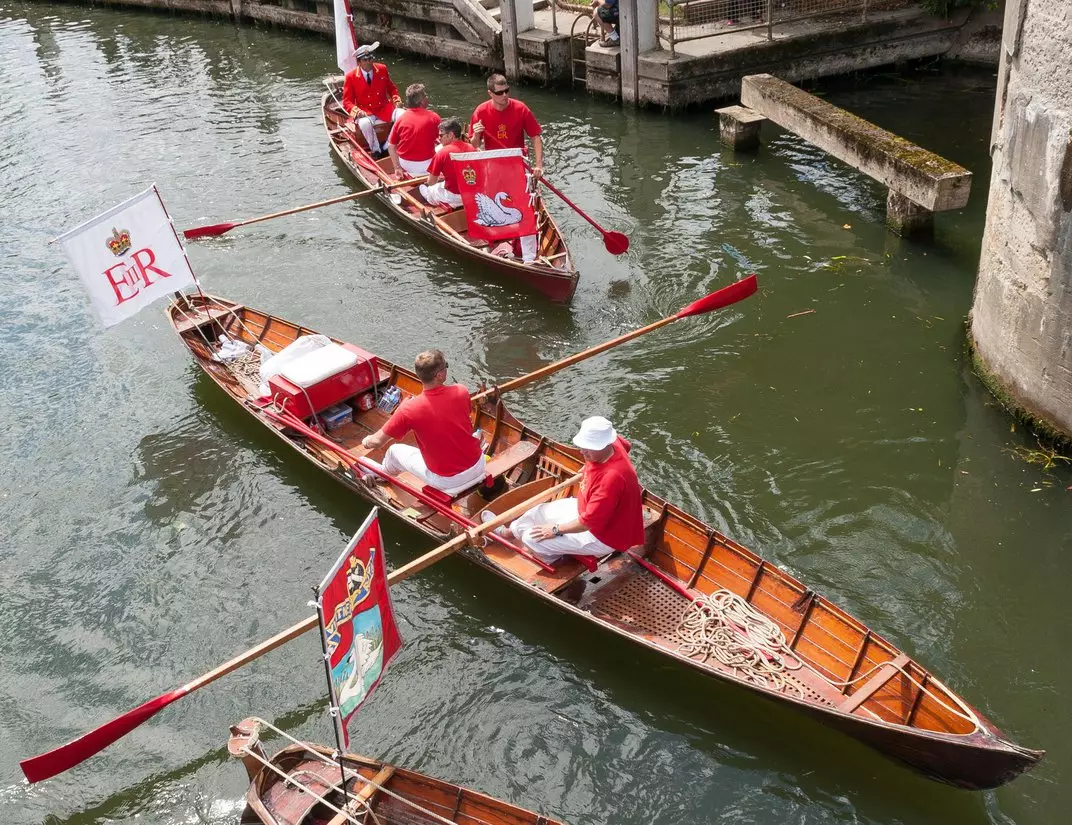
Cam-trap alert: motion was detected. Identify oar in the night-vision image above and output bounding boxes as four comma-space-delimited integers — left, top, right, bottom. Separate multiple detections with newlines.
472, 274, 758, 405
538, 176, 629, 255
182, 178, 425, 239
19, 475, 576, 784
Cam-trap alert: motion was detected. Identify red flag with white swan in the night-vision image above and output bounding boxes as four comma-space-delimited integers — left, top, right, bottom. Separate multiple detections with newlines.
452, 148, 537, 242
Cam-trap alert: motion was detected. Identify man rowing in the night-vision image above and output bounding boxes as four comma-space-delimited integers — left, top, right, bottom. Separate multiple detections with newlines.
419, 118, 476, 209
468, 73, 543, 262
387, 83, 441, 178
498, 416, 644, 564
342, 42, 404, 158
360, 349, 486, 495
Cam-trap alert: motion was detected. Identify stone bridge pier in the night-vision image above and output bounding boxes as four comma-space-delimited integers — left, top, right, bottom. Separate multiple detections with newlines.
971, 0, 1072, 442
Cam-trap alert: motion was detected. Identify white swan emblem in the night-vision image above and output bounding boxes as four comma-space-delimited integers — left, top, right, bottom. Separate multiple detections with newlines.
474, 191, 524, 228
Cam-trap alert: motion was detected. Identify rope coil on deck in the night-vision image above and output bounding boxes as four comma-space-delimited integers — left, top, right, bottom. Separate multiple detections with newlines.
677, 590, 805, 698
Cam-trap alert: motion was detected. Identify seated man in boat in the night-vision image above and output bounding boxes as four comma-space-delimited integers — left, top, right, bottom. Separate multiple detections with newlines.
360, 349, 486, 495
499, 416, 644, 565
418, 118, 476, 209
342, 42, 404, 158
386, 83, 441, 178
468, 73, 544, 263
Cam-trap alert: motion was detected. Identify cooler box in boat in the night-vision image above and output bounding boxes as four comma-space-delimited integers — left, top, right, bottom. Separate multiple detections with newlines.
268, 342, 378, 419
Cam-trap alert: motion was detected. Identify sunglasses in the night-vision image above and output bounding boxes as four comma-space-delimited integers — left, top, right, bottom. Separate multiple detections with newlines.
491, 87, 510, 96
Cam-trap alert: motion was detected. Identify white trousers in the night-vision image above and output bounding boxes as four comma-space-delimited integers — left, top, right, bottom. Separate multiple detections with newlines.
372, 443, 486, 495
508, 498, 614, 562
395, 155, 433, 176
358, 108, 404, 153
420, 182, 463, 208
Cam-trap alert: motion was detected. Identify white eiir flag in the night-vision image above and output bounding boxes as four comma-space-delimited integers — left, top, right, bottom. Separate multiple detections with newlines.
334, 0, 357, 74
57, 185, 196, 327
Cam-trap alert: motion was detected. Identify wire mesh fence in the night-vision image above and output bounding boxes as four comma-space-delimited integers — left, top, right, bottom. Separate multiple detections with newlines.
659, 0, 917, 55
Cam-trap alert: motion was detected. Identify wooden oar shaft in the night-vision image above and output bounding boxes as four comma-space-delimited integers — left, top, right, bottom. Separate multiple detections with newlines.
184, 472, 576, 695
472, 315, 675, 404
238, 178, 423, 229
19, 475, 577, 782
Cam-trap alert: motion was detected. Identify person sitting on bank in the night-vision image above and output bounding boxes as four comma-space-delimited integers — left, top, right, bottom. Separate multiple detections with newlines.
342, 42, 404, 157
419, 118, 476, 209
591, 0, 619, 45
387, 83, 441, 178
360, 349, 486, 495
499, 416, 644, 565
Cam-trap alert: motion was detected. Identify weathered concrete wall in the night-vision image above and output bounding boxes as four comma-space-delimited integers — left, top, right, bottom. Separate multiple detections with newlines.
970, 0, 1072, 441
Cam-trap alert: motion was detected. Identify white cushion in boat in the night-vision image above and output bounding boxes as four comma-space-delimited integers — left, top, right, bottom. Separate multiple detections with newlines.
280, 342, 359, 388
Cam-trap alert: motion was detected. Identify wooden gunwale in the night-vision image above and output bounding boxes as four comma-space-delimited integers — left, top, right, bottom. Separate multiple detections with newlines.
320, 87, 579, 303
174, 294, 1042, 790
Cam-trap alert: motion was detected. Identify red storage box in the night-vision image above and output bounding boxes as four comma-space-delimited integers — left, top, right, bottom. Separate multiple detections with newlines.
268, 342, 378, 419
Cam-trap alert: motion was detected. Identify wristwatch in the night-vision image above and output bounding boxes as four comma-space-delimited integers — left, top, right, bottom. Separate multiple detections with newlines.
551, 525, 561, 537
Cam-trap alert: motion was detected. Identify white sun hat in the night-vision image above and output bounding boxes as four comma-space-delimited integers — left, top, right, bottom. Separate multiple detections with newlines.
572, 416, 617, 451
354, 41, 380, 60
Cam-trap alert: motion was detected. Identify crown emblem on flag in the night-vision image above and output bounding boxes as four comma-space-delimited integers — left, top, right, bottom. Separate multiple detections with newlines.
462, 166, 477, 186
105, 227, 132, 257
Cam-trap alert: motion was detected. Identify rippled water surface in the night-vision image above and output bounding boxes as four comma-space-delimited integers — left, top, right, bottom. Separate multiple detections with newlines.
1, 4, 1069, 824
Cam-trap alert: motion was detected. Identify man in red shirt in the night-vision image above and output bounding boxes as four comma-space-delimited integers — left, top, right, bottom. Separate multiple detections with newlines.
419, 118, 475, 209
387, 83, 441, 178
502, 416, 645, 563
469, 73, 543, 262
341, 42, 404, 157
360, 349, 486, 495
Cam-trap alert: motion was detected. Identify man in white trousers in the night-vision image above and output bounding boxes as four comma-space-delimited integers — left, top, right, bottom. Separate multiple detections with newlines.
500, 416, 645, 565
360, 350, 485, 495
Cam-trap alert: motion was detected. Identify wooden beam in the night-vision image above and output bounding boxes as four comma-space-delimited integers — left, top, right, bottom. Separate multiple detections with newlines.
840, 654, 911, 714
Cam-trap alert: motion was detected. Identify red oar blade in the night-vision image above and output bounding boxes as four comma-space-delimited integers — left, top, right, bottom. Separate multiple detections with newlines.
675, 274, 758, 319
183, 222, 237, 240
604, 231, 630, 255
20, 687, 187, 783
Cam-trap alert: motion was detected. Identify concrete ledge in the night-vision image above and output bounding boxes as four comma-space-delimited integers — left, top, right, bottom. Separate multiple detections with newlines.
715, 104, 766, 150
741, 73, 971, 211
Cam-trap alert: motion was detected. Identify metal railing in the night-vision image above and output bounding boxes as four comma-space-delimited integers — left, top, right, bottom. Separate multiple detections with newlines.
661, 0, 913, 57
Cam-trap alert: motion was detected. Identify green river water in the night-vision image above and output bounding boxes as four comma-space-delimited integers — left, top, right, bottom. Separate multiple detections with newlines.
0, 4, 1069, 824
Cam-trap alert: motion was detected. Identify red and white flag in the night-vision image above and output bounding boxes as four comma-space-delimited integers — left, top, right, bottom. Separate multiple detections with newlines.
316, 509, 402, 748
57, 185, 196, 327
452, 148, 537, 242
334, 0, 357, 74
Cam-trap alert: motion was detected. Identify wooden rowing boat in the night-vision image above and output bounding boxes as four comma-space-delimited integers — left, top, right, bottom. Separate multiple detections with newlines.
321, 81, 579, 303
229, 717, 566, 825
171, 293, 1042, 790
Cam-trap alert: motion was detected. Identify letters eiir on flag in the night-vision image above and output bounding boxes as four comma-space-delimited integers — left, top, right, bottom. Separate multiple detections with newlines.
57, 185, 196, 327
453, 148, 538, 243
315, 509, 402, 748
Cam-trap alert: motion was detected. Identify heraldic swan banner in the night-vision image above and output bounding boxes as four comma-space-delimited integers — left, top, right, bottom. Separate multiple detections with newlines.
474, 191, 524, 228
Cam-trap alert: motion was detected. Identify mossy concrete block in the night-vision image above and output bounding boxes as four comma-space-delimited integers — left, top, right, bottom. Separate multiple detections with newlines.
715, 105, 766, 151
741, 73, 972, 212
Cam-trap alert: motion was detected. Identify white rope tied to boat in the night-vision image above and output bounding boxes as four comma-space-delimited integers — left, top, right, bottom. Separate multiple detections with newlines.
676, 589, 981, 730
677, 590, 804, 698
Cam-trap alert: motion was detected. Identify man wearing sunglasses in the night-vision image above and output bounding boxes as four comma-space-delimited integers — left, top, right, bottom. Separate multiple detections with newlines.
468, 74, 544, 263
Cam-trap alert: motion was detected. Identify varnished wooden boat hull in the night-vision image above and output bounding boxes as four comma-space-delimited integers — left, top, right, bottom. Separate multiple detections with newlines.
321, 84, 579, 303
230, 719, 565, 825
174, 295, 1042, 790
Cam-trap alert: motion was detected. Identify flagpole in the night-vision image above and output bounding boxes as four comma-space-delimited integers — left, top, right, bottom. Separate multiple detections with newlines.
152, 184, 207, 305
313, 585, 352, 808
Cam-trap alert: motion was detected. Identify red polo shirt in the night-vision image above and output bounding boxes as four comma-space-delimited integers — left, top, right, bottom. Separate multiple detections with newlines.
389, 107, 441, 161
429, 139, 476, 194
578, 437, 644, 551
468, 99, 541, 152
382, 383, 482, 476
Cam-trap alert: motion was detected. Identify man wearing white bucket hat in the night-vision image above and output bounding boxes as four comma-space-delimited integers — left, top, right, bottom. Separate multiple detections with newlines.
500, 416, 645, 564
341, 42, 404, 157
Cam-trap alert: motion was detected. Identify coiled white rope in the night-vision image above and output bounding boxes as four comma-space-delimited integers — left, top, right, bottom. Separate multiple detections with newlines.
677, 589, 980, 730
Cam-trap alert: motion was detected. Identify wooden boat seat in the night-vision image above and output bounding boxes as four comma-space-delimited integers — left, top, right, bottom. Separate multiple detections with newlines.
172, 304, 244, 334
839, 653, 911, 713
324, 766, 395, 825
